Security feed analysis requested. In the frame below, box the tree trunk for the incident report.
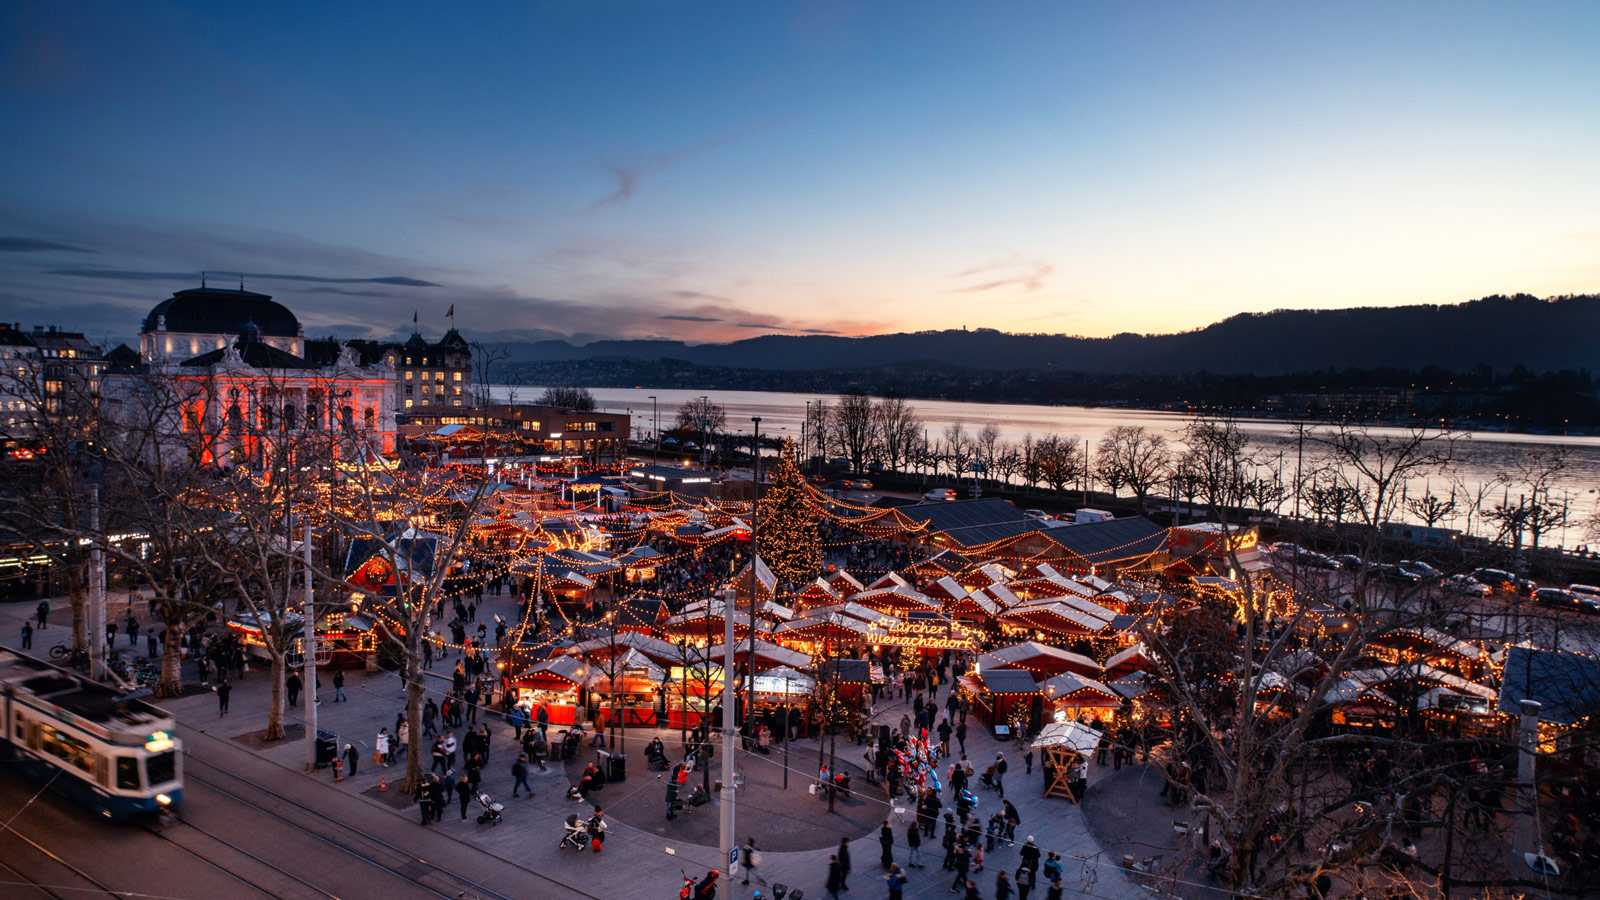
[157,627,185,698]
[265,653,286,740]
[69,580,87,652]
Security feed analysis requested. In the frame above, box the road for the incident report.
[0,721,585,900]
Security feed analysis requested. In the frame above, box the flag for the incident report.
[447,304,455,319]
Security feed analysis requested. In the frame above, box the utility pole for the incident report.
[748,416,762,728]
[88,486,105,682]
[719,588,737,880]
[304,522,319,772]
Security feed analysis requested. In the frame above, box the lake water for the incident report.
[496,385,1600,549]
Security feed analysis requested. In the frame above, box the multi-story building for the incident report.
[0,323,106,436]
[339,329,473,411]
[400,403,628,465]
[107,286,401,467]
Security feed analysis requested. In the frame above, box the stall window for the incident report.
[117,756,140,789]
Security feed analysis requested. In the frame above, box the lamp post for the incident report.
[648,395,658,456]
[700,395,710,469]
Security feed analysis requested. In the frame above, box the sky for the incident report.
[1,1,1597,348]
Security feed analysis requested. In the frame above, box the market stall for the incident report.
[1030,720,1101,801]
[959,666,1042,735]
[1041,671,1123,725]
[585,650,667,728]
[510,655,588,726]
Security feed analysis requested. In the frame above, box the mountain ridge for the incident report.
[496,293,1600,375]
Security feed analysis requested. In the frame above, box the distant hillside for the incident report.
[496,294,1599,375]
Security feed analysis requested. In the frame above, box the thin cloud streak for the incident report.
[0,237,95,253]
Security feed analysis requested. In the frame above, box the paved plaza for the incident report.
[0,590,1193,900]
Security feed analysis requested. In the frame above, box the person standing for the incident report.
[333,668,346,702]
[1046,878,1063,900]
[397,718,410,761]
[287,671,302,708]
[416,775,434,824]
[35,599,49,630]
[536,703,549,740]
[741,837,768,887]
[906,818,924,868]
[343,742,359,777]
[456,775,473,820]
[376,728,392,767]
[838,837,852,891]
[125,615,139,647]
[216,679,231,716]
[879,820,895,868]
[20,621,32,650]
[955,720,967,755]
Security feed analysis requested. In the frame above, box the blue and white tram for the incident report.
[0,647,183,820]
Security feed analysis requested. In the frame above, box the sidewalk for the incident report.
[0,595,1151,900]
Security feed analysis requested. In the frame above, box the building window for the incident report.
[405,399,413,408]
[405,371,412,380]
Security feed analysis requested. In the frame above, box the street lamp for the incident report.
[648,395,658,454]
[750,416,762,487]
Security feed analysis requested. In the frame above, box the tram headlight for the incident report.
[156,793,172,806]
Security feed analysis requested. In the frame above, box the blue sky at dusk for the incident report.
[1,1,1597,346]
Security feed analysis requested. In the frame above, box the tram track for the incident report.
[176,752,521,900]
[0,821,126,899]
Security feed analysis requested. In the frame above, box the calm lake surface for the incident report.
[498,385,1600,549]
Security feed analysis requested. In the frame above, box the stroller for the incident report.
[559,813,589,850]
[475,791,504,826]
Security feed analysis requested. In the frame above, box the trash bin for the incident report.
[600,750,626,783]
[315,730,338,768]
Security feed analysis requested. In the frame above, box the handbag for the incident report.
[371,751,383,764]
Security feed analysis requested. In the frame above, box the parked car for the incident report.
[1023,509,1050,521]
[923,488,957,501]
[1268,542,1301,558]
[1298,551,1341,570]
[1534,587,1580,610]
[1398,560,1441,580]
[1330,554,1364,570]
[1442,574,1491,597]
[1568,583,1600,601]
[1369,564,1421,585]
[1471,568,1531,592]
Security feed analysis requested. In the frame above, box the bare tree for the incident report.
[468,339,510,407]
[1096,425,1170,514]
[536,385,596,411]
[872,395,922,473]
[1405,488,1458,529]
[1034,434,1085,498]
[941,422,972,479]
[830,390,876,472]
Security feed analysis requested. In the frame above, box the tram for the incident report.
[0,647,183,820]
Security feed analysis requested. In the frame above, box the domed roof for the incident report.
[142,286,301,338]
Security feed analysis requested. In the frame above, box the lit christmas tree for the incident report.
[755,438,821,585]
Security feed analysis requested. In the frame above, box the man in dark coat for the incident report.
[838,837,852,890]
[825,854,843,899]
[905,818,924,867]
[879,820,894,867]
[456,775,474,820]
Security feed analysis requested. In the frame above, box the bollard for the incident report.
[334,759,344,782]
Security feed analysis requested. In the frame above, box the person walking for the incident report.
[994,869,1012,900]
[955,720,967,755]
[964,879,981,900]
[838,837,852,891]
[428,776,447,823]
[906,818,924,868]
[825,854,844,900]
[287,671,302,708]
[950,839,971,892]
[993,753,1007,797]
[376,728,392,767]
[741,837,768,887]
[20,621,33,650]
[1014,865,1035,900]
[333,668,346,702]
[1045,878,1063,900]
[1002,800,1020,843]
[536,703,549,740]
[431,737,449,776]
[397,719,410,761]
[443,732,458,770]
[885,863,907,900]
[456,775,473,820]
[343,742,359,777]
[216,679,231,716]
[423,698,438,737]
[512,754,532,797]
[879,821,895,868]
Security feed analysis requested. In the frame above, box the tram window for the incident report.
[38,724,92,772]
[117,757,141,790]
[145,751,176,787]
